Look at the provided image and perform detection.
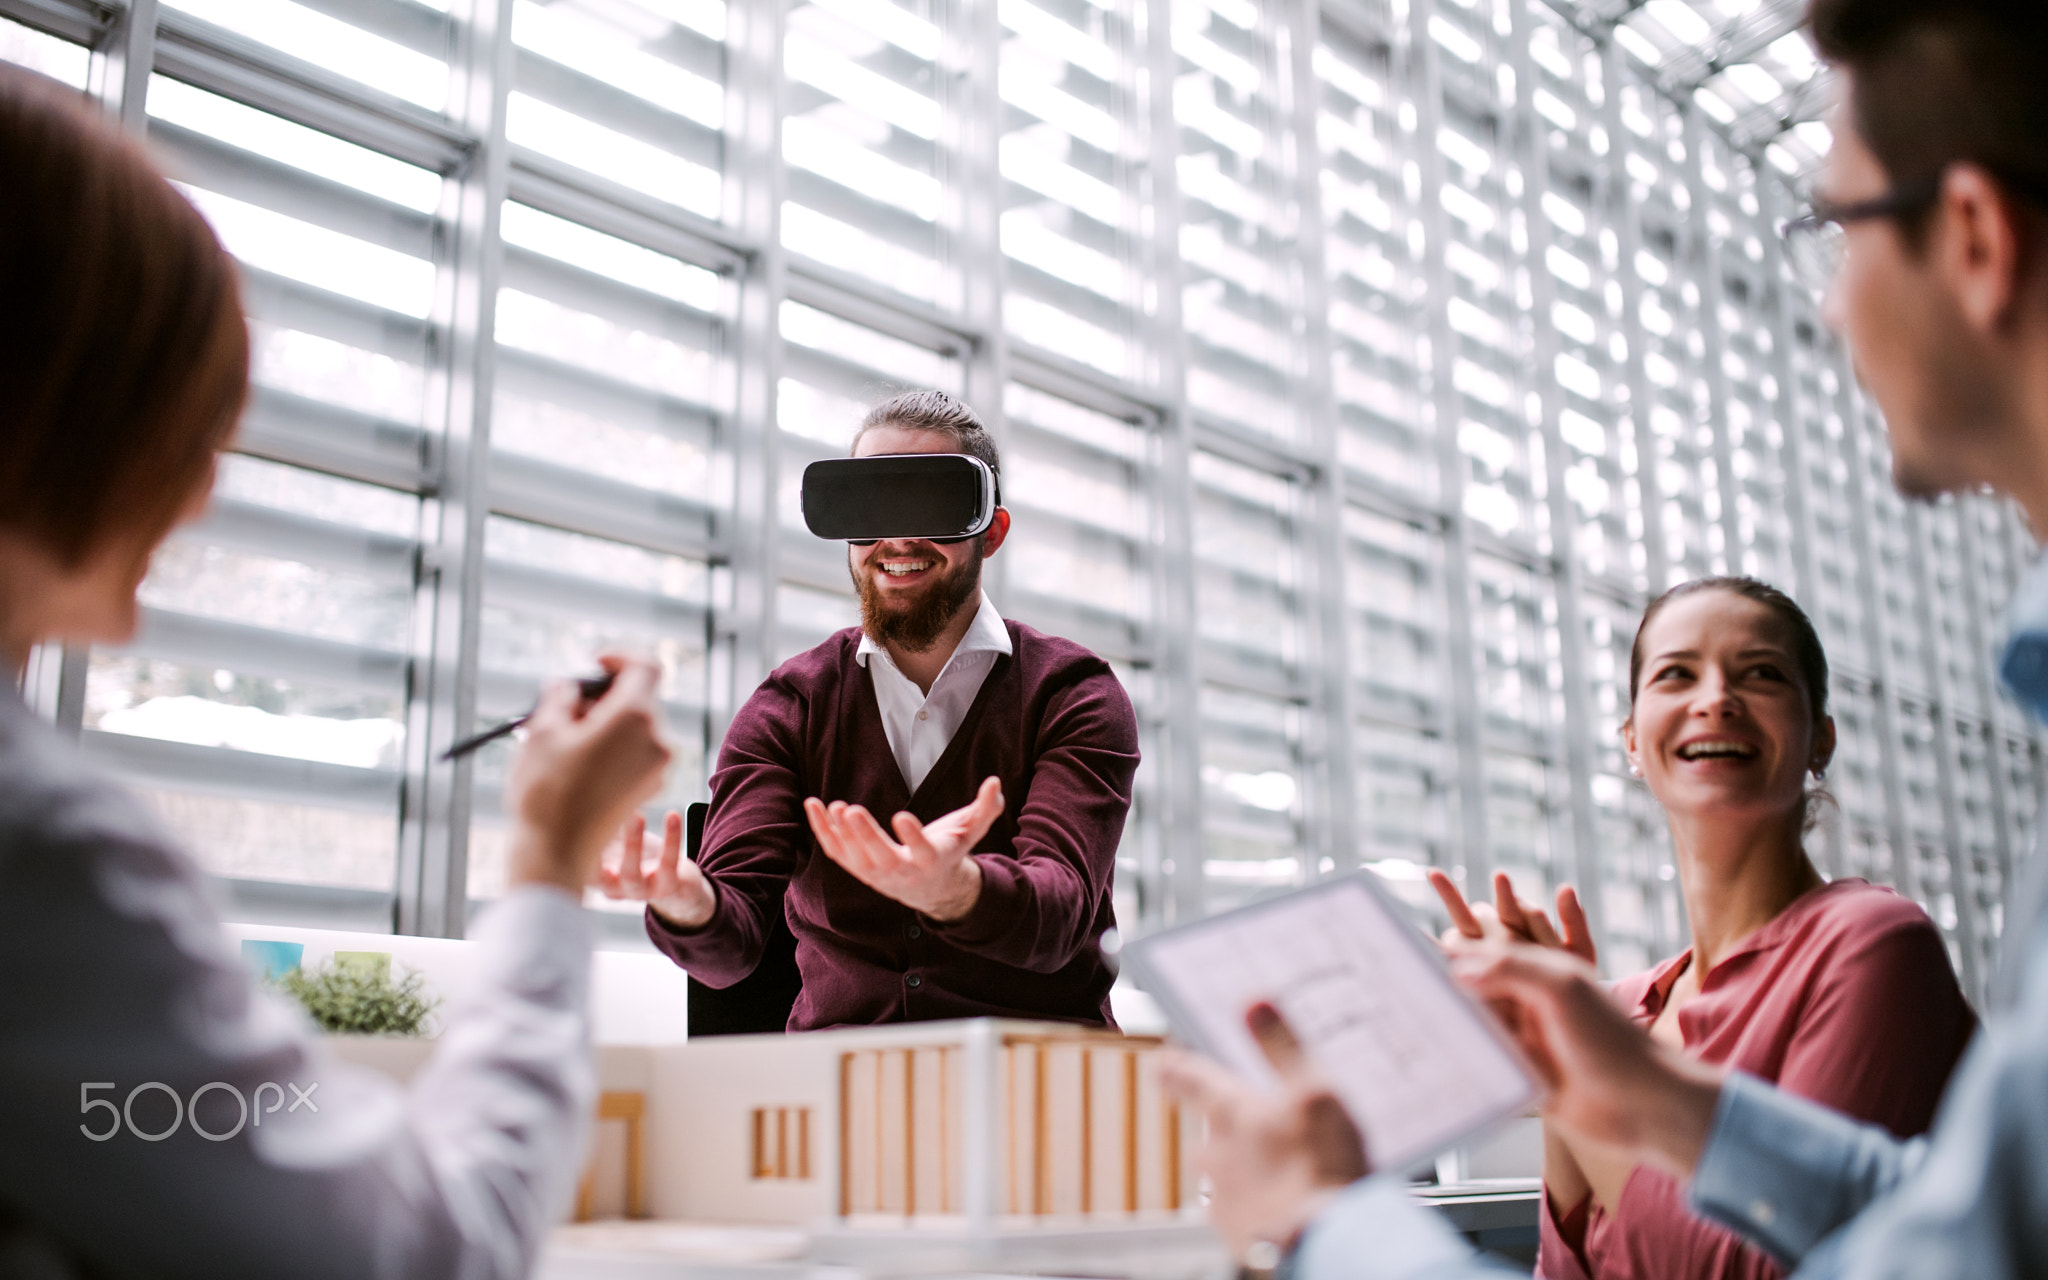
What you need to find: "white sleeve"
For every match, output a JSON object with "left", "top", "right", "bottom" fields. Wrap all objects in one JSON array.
[{"left": 0, "top": 791, "right": 594, "bottom": 1280}]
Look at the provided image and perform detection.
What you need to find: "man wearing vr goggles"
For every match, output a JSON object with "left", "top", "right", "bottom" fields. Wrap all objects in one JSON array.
[{"left": 602, "top": 390, "right": 1140, "bottom": 1029}]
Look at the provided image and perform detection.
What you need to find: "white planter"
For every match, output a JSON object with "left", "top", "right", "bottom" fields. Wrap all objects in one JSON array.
[{"left": 325, "top": 1033, "right": 438, "bottom": 1084}]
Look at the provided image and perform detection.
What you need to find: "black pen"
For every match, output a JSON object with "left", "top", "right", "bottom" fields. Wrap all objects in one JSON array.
[{"left": 438, "top": 673, "right": 616, "bottom": 761}]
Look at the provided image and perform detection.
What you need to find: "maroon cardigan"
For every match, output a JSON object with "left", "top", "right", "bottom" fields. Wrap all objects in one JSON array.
[{"left": 647, "top": 621, "right": 1139, "bottom": 1030}]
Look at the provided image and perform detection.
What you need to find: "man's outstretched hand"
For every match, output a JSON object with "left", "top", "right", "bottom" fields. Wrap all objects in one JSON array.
[
  {"left": 1160, "top": 1003, "right": 1370, "bottom": 1262},
  {"left": 594, "top": 809, "right": 717, "bottom": 929},
  {"left": 1455, "top": 944, "right": 1725, "bottom": 1178},
  {"left": 803, "top": 775, "right": 1003, "bottom": 921},
  {"left": 506, "top": 653, "right": 671, "bottom": 896}
]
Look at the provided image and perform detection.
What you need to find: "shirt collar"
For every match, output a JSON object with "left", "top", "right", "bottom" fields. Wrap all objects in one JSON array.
[
  {"left": 2000, "top": 550, "right": 2048, "bottom": 722},
  {"left": 856, "top": 592, "right": 1011, "bottom": 668},
  {"left": 1634, "top": 879, "right": 1868, "bottom": 1023}
]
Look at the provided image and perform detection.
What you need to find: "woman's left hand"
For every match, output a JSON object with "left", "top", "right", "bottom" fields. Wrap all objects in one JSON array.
[{"left": 1429, "top": 869, "right": 1598, "bottom": 967}]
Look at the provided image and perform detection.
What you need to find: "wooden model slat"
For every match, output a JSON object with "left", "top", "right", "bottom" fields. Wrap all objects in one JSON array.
[
  {"left": 902, "top": 1048, "right": 916, "bottom": 1217},
  {"left": 837, "top": 1052, "right": 853, "bottom": 1216},
  {"left": 1123, "top": 1050, "right": 1140, "bottom": 1214},
  {"left": 1079, "top": 1047, "right": 1093, "bottom": 1214},
  {"left": 1033, "top": 1042, "right": 1049, "bottom": 1216},
  {"left": 1165, "top": 1099, "right": 1182, "bottom": 1211}
]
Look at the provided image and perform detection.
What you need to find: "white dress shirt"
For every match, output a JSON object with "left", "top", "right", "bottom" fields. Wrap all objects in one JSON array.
[{"left": 856, "top": 591, "right": 1013, "bottom": 792}]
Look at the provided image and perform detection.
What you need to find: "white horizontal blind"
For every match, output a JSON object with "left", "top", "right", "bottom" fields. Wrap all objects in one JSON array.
[
  {"left": 781, "top": 0, "right": 948, "bottom": 304},
  {"left": 1, "top": 0, "right": 2037, "bottom": 993},
  {"left": 997, "top": 0, "right": 1140, "bottom": 378},
  {"left": 1192, "top": 451, "right": 1309, "bottom": 911},
  {"left": 998, "top": 379, "right": 1158, "bottom": 926},
  {"left": 1173, "top": 0, "right": 1304, "bottom": 443},
  {"left": 99, "top": 57, "right": 444, "bottom": 930},
  {"left": 508, "top": 0, "right": 724, "bottom": 218}
]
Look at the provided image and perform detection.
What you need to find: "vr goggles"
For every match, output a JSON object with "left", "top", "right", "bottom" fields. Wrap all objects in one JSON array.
[{"left": 801, "top": 454, "right": 1001, "bottom": 546}]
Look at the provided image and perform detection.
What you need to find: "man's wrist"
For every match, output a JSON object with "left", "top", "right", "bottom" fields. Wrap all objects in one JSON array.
[
  {"left": 1639, "top": 1055, "right": 1726, "bottom": 1179},
  {"left": 1280, "top": 1185, "right": 1346, "bottom": 1255},
  {"left": 920, "top": 857, "right": 984, "bottom": 923},
  {"left": 649, "top": 889, "right": 717, "bottom": 931}
]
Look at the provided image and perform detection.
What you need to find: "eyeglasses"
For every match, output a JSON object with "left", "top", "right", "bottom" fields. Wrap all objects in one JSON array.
[
  {"left": 1780, "top": 177, "right": 1942, "bottom": 294},
  {"left": 1782, "top": 166, "right": 2048, "bottom": 293}
]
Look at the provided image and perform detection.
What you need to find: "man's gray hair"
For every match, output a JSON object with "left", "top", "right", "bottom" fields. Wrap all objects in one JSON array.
[{"left": 852, "top": 390, "right": 1002, "bottom": 488}]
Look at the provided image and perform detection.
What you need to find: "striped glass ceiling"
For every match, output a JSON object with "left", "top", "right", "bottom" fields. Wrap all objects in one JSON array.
[{"left": 1557, "top": 0, "right": 1835, "bottom": 182}]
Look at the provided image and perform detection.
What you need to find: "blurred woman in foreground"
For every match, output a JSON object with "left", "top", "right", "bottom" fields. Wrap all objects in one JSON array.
[
  {"left": 0, "top": 67, "right": 668, "bottom": 1277},
  {"left": 1432, "top": 578, "right": 1974, "bottom": 1280}
]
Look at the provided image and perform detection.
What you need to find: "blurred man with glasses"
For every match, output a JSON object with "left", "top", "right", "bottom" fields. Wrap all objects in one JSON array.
[{"left": 1163, "top": 1, "right": 2048, "bottom": 1276}]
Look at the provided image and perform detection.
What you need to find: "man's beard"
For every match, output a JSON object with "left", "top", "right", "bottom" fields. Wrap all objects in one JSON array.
[{"left": 853, "top": 544, "right": 983, "bottom": 653}]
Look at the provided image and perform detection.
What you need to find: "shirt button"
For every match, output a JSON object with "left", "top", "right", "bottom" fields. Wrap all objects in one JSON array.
[
  {"left": 916, "top": 710, "right": 929, "bottom": 721},
  {"left": 906, "top": 925, "right": 922, "bottom": 940},
  {"left": 1748, "top": 1198, "right": 1776, "bottom": 1226},
  {"left": 905, "top": 974, "right": 923, "bottom": 989}
]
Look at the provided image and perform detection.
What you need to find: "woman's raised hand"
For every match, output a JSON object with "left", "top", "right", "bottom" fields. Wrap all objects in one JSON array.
[{"left": 1428, "top": 868, "right": 1598, "bottom": 967}]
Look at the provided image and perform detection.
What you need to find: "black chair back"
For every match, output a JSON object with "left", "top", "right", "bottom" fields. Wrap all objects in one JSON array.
[{"left": 683, "top": 802, "right": 802, "bottom": 1036}]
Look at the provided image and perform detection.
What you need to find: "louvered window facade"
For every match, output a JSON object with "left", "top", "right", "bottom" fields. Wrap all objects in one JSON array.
[{"left": 5, "top": 0, "right": 2036, "bottom": 994}]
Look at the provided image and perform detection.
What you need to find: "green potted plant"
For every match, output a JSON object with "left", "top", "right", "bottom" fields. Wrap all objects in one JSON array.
[
  {"left": 273, "top": 956, "right": 443, "bottom": 1083},
  {"left": 275, "top": 960, "right": 439, "bottom": 1037}
]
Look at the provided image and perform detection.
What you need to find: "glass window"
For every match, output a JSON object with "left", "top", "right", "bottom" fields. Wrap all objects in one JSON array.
[
  {"left": 1319, "top": 25, "right": 1433, "bottom": 499},
  {"left": 491, "top": 202, "right": 727, "bottom": 551},
  {"left": 998, "top": 0, "right": 1141, "bottom": 377},
  {"left": 0, "top": 15, "right": 88, "bottom": 85},
  {"left": 90, "top": 457, "right": 419, "bottom": 921},
  {"left": 467, "top": 517, "right": 711, "bottom": 907},
  {"left": 1172, "top": 0, "right": 1305, "bottom": 442},
  {"left": 999, "top": 382, "right": 1154, "bottom": 659},
  {"left": 161, "top": 0, "right": 452, "bottom": 113},
  {"left": 73, "top": 72, "right": 448, "bottom": 929},
  {"left": 781, "top": 0, "right": 948, "bottom": 303},
  {"left": 3, "top": 0, "right": 2029, "bottom": 981},
  {"left": 509, "top": 0, "right": 724, "bottom": 217}
]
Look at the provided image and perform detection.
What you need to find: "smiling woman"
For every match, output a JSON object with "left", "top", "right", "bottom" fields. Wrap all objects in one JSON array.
[
  {"left": 1433, "top": 576, "right": 1979, "bottom": 1280},
  {"left": 1625, "top": 576, "right": 1835, "bottom": 832}
]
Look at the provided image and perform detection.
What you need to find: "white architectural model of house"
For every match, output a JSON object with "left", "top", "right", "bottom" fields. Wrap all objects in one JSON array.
[
  {"left": 571, "top": 1018, "right": 1217, "bottom": 1270},
  {"left": 636, "top": 1018, "right": 1191, "bottom": 1225},
  {"left": 332, "top": 1014, "right": 1216, "bottom": 1272},
  {"left": 283, "top": 922, "right": 1534, "bottom": 1275}
]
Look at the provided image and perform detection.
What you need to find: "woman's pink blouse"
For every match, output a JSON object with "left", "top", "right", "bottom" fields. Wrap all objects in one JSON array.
[{"left": 1536, "top": 879, "right": 1976, "bottom": 1280}]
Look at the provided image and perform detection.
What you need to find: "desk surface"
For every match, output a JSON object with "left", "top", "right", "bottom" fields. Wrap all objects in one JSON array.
[{"left": 538, "top": 1181, "right": 1543, "bottom": 1279}]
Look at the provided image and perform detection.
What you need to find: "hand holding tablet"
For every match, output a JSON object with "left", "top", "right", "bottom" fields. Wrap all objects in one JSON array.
[
  {"left": 1157, "top": 1000, "right": 1371, "bottom": 1261},
  {"left": 1129, "top": 872, "right": 1537, "bottom": 1177}
]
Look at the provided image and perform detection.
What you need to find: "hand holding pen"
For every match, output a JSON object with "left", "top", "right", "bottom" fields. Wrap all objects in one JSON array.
[
  {"left": 441, "top": 672, "right": 617, "bottom": 761},
  {"left": 501, "top": 654, "right": 672, "bottom": 895}
]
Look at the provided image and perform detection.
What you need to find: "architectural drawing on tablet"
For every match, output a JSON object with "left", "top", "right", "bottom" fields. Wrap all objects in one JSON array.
[{"left": 1135, "top": 875, "right": 1534, "bottom": 1172}]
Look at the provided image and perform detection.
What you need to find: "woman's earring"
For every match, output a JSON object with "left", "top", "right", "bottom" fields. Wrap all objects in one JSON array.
[
  {"left": 1627, "top": 761, "right": 1642, "bottom": 778},
  {"left": 1811, "top": 761, "right": 1828, "bottom": 782}
]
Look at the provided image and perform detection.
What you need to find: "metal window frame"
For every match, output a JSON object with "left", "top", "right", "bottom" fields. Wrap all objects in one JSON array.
[{"left": 1, "top": 0, "right": 2033, "bottom": 993}]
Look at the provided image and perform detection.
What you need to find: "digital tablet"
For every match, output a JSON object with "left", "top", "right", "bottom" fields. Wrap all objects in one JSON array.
[{"left": 1124, "top": 871, "right": 1538, "bottom": 1175}]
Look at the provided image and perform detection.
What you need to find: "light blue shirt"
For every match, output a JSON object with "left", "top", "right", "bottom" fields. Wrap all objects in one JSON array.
[{"left": 1291, "top": 552, "right": 2048, "bottom": 1280}]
